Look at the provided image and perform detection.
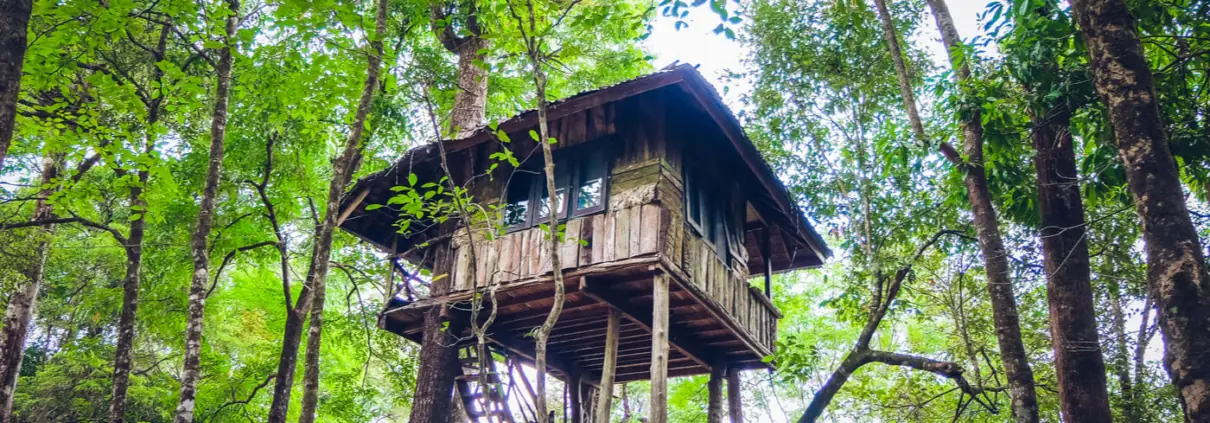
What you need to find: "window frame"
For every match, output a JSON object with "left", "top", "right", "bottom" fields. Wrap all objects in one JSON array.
[
  {"left": 683, "top": 162, "right": 747, "bottom": 264},
  {"left": 502, "top": 142, "right": 612, "bottom": 232}
]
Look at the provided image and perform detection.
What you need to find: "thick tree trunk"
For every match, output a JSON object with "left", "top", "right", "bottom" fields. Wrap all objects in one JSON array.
[
  {"left": 409, "top": 19, "right": 490, "bottom": 423},
  {"left": 450, "top": 37, "right": 489, "bottom": 139},
  {"left": 297, "top": 278, "right": 326, "bottom": 423},
  {"left": 1032, "top": 111, "right": 1114, "bottom": 422},
  {"left": 1068, "top": 1, "right": 1210, "bottom": 420},
  {"left": 108, "top": 173, "right": 150, "bottom": 423},
  {"left": 173, "top": 2, "right": 238, "bottom": 420},
  {"left": 924, "top": 2, "right": 1040, "bottom": 421},
  {"left": 797, "top": 352, "right": 863, "bottom": 423},
  {"left": 0, "top": 155, "right": 60, "bottom": 420},
  {"left": 265, "top": 0, "right": 386, "bottom": 419},
  {"left": 0, "top": 0, "right": 31, "bottom": 169}
]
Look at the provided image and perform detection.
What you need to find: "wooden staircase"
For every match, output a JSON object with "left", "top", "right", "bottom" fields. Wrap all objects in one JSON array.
[{"left": 456, "top": 346, "right": 516, "bottom": 423}]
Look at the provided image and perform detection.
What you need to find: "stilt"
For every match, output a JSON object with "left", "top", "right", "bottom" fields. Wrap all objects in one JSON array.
[
  {"left": 650, "top": 273, "right": 670, "bottom": 423},
  {"left": 707, "top": 365, "right": 724, "bottom": 423},
  {"left": 595, "top": 308, "right": 620, "bottom": 423},
  {"left": 569, "top": 372, "right": 583, "bottom": 423},
  {"left": 726, "top": 367, "right": 743, "bottom": 423}
]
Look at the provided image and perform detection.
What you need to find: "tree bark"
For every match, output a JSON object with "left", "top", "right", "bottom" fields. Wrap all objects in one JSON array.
[
  {"left": 297, "top": 276, "right": 326, "bottom": 423},
  {"left": 0, "top": 0, "right": 31, "bottom": 169},
  {"left": 265, "top": 0, "right": 386, "bottom": 419},
  {"left": 1068, "top": 1, "right": 1210, "bottom": 420},
  {"left": 872, "top": 0, "right": 927, "bottom": 146},
  {"left": 707, "top": 365, "right": 724, "bottom": 423},
  {"left": 0, "top": 155, "right": 60, "bottom": 420},
  {"left": 173, "top": 2, "right": 239, "bottom": 420},
  {"left": 1108, "top": 283, "right": 1136, "bottom": 421},
  {"left": 1032, "top": 110, "right": 1114, "bottom": 422},
  {"left": 924, "top": 2, "right": 1040, "bottom": 421},
  {"left": 408, "top": 10, "right": 491, "bottom": 423},
  {"left": 107, "top": 163, "right": 151, "bottom": 423}
]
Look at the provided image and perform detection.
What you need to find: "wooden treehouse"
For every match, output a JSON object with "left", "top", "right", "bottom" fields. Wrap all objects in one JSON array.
[{"left": 338, "top": 65, "right": 830, "bottom": 421}]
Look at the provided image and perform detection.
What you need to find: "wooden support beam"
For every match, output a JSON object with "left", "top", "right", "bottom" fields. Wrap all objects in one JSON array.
[
  {"left": 650, "top": 273, "right": 670, "bottom": 423},
  {"left": 581, "top": 279, "right": 712, "bottom": 369},
  {"left": 727, "top": 366, "right": 743, "bottom": 423},
  {"left": 760, "top": 227, "right": 773, "bottom": 299},
  {"left": 708, "top": 365, "right": 724, "bottom": 423},
  {"left": 595, "top": 309, "right": 620, "bottom": 423},
  {"left": 335, "top": 188, "right": 370, "bottom": 226},
  {"left": 569, "top": 372, "right": 584, "bottom": 423}
]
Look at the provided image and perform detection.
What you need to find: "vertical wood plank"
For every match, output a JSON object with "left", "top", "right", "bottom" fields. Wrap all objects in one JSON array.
[
  {"left": 454, "top": 246, "right": 470, "bottom": 291},
  {"left": 614, "top": 210, "right": 631, "bottom": 259},
  {"left": 602, "top": 213, "right": 616, "bottom": 262},
  {"left": 595, "top": 309, "right": 620, "bottom": 423},
  {"left": 530, "top": 229, "right": 544, "bottom": 277},
  {"left": 639, "top": 204, "right": 660, "bottom": 254},
  {"left": 579, "top": 216, "right": 594, "bottom": 266},
  {"left": 561, "top": 218, "right": 582, "bottom": 270},
  {"left": 650, "top": 273, "right": 670, "bottom": 423},
  {"left": 628, "top": 206, "right": 643, "bottom": 257}
]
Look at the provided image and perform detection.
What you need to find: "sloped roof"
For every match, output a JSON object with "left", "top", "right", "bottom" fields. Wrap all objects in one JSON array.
[{"left": 339, "top": 64, "right": 830, "bottom": 267}]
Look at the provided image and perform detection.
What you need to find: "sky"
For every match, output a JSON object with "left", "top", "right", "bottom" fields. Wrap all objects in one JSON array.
[{"left": 643, "top": 0, "right": 989, "bottom": 106}]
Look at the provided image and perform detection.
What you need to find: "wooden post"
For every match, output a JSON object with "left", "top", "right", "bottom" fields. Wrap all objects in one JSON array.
[
  {"left": 595, "top": 309, "right": 621, "bottom": 423},
  {"left": 726, "top": 366, "right": 743, "bottom": 423},
  {"left": 650, "top": 273, "right": 670, "bottom": 423},
  {"left": 761, "top": 227, "right": 773, "bottom": 299},
  {"left": 569, "top": 372, "right": 583, "bottom": 423},
  {"left": 707, "top": 365, "right": 724, "bottom": 423}
]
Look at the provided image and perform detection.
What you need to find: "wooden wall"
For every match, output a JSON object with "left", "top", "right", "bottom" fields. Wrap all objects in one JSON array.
[{"left": 436, "top": 86, "right": 778, "bottom": 353}]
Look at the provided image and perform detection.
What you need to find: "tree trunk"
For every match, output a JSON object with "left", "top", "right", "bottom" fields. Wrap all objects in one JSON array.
[
  {"left": 173, "top": 2, "right": 238, "bottom": 420},
  {"left": 872, "top": 0, "right": 927, "bottom": 145},
  {"left": 0, "top": 155, "right": 60, "bottom": 420},
  {"left": 450, "top": 37, "right": 489, "bottom": 139},
  {"left": 108, "top": 170, "right": 150, "bottom": 423},
  {"left": 1032, "top": 111, "right": 1113, "bottom": 422},
  {"left": 297, "top": 277, "right": 326, "bottom": 423},
  {"left": 924, "top": 2, "right": 1040, "bottom": 421},
  {"left": 1108, "top": 283, "right": 1136, "bottom": 421},
  {"left": 265, "top": 0, "right": 386, "bottom": 418},
  {"left": 530, "top": 40, "right": 565, "bottom": 423},
  {"left": 1068, "top": 1, "right": 1210, "bottom": 420},
  {"left": 409, "top": 4, "right": 490, "bottom": 418},
  {"left": 0, "top": 0, "right": 31, "bottom": 169},
  {"left": 797, "top": 352, "right": 862, "bottom": 423}
]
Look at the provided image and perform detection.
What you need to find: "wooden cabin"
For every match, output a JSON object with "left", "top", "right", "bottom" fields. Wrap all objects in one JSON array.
[{"left": 338, "top": 64, "right": 829, "bottom": 421}]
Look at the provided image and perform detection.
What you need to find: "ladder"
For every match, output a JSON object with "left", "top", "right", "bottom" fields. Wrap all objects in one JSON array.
[{"left": 456, "top": 346, "right": 516, "bottom": 423}]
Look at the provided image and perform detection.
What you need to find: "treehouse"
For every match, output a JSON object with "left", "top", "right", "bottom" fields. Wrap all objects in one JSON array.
[{"left": 337, "top": 64, "right": 829, "bottom": 421}]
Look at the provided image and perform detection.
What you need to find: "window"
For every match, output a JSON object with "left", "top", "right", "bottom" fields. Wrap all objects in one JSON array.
[
  {"left": 684, "top": 164, "right": 745, "bottom": 262},
  {"left": 502, "top": 144, "right": 610, "bottom": 230}
]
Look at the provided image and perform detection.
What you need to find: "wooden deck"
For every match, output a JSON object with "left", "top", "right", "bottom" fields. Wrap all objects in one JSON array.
[{"left": 379, "top": 254, "right": 778, "bottom": 382}]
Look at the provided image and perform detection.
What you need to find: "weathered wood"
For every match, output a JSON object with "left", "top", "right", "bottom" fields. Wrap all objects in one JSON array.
[
  {"left": 708, "top": 365, "right": 725, "bottom": 423},
  {"left": 591, "top": 214, "right": 606, "bottom": 264},
  {"left": 570, "top": 371, "right": 583, "bottom": 423},
  {"left": 602, "top": 212, "right": 617, "bottom": 262},
  {"left": 726, "top": 366, "right": 743, "bottom": 423},
  {"left": 639, "top": 204, "right": 660, "bottom": 254},
  {"left": 595, "top": 309, "right": 620, "bottom": 423},
  {"left": 614, "top": 210, "right": 631, "bottom": 259},
  {"left": 628, "top": 206, "right": 643, "bottom": 256},
  {"left": 650, "top": 272, "right": 670, "bottom": 423},
  {"left": 562, "top": 218, "right": 582, "bottom": 269}
]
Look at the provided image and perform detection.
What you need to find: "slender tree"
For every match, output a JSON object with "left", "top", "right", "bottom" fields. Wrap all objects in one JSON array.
[
  {"left": 264, "top": 0, "right": 388, "bottom": 418},
  {"left": 922, "top": 1, "right": 1040, "bottom": 421},
  {"left": 0, "top": 0, "right": 32, "bottom": 169},
  {"left": 1068, "top": 0, "right": 1210, "bottom": 420},
  {"left": 173, "top": 0, "right": 240, "bottom": 421}
]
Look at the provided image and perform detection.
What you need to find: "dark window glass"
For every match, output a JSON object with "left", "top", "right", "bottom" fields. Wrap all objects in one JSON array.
[
  {"left": 504, "top": 172, "right": 533, "bottom": 228},
  {"left": 536, "top": 165, "right": 570, "bottom": 220},
  {"left": 574, "top": 152, "right": 607, "bottom": 214}
]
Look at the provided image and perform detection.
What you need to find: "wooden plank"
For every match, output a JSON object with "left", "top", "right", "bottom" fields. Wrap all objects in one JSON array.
[
  {"left": 591, "top": 214, "right": 606, "bottom": 264},
  {"left": 595, "top": 309, "right": 620, "bottom": 423},
  {"left": 628, "top": 206, "right": 643, "bottom": 256},
  {"left": 454, "top": 246, "right": 470, "bottom": 291},
  {"left": 639, "top": 204, "right": 660, "bottom": 254},
  {"left": 613, "top": 210, "right": 630, "bottom": 259},
  {"left": 561, "top": 218, "right": 582, "bottom": 270},
  {"left": 602, "top": 212, "right": 614, "bottom": 262},
  {"left": 579, "top": 216, "right": 594, "bottom": 266},
  {"left": 650, "top": 273, "right": 670, "bottom": 423},
  {"left": 485, "top": 237, "right": 500, "bottom": 285}
]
